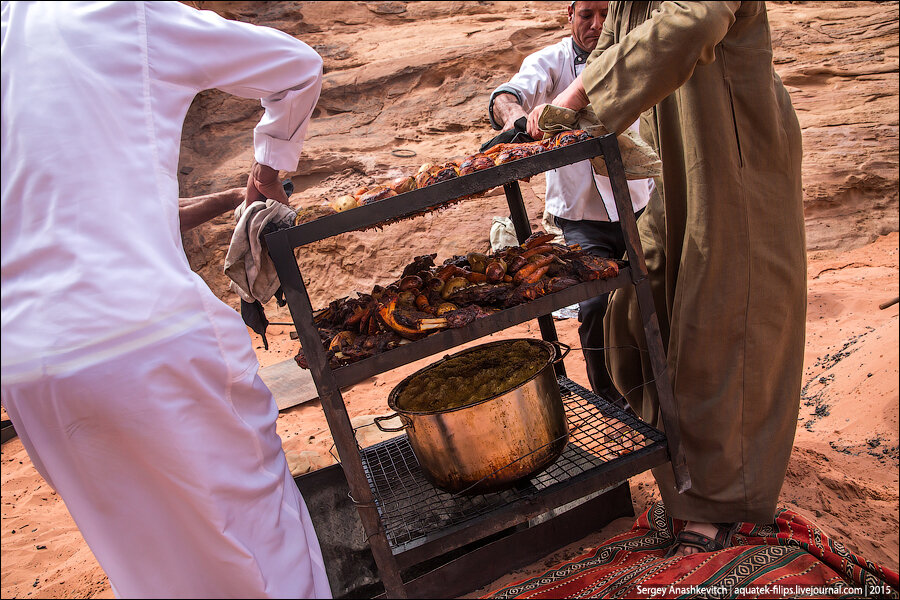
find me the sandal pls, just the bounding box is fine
[664,522,739,558]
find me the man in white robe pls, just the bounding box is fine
[1,2,331,597]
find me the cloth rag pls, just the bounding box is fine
[489,217,519,252]
[225,199,297,305]
[225,199,297,349]
[537,104,662,180]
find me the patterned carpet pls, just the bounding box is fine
[483,502,899,599]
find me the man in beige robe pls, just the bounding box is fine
[526,1,806,555]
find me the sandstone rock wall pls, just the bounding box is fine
[178,1,898,307]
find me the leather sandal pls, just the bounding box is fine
[664,522,739,558]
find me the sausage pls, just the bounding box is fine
[513,254,555,285]
[521,265,551,285]
[519,244,552,260]
[523,233,556,249]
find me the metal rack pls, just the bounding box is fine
[361,378,666,553]
[267,133,690,598]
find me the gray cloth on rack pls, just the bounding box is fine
[225,199,297,304]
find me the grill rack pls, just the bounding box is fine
[266,132,689,597]
[359,376,666,552]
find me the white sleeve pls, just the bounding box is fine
[489,44,565,128]
[143,1,323,171]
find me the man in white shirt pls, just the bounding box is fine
[489,1,653,408]
[1,2,330,597]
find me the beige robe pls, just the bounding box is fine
[583,1,806,523]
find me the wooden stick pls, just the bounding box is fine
[879,297,899,310]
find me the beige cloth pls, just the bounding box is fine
[490,216,563,252]
[536,103,662,180]
[225,199,297,304]
[489,216,519,252]
[540,211,566,245]
[584,1,806,524]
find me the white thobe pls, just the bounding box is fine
[1,1,329,597]
[490,37,653,222]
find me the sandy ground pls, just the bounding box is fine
[2,1,898,598]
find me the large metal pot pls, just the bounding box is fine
[375,339,570,494]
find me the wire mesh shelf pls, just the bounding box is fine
[358,376,666,552]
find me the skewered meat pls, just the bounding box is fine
[435,162,460,182]
[359,185,397,205]
[485,258,507,283]
[551,129,591,148]
[522,232,557,249]
[513,254,556,285]
[433,263,469,283]
[459,154,495,176]
[292,129,596,229]
[416,162,460,187]
[495,145,535,165]
[504,276,584,307]
[295,205,337,225]
[482,142,523,160]
[414,163,438,188]
[567,254,619,280]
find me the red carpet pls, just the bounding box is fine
[483,502,899,599]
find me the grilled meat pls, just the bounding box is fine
[295,230,619,369]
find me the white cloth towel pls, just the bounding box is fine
[225,199,297,304]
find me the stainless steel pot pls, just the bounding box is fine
[375,338,570,494]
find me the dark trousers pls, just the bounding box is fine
[555,215,634,407]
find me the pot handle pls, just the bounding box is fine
[374,413,410,432]
[550,340,571,364]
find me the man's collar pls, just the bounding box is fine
[572,39,591,65]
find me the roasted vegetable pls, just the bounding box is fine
[330,194,359,213]
[441,276,471,300]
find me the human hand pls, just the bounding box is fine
[244,160,289,208]
[526,103,549,140]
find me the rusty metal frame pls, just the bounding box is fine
[266,132,690,598]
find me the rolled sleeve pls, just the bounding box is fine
[488,40,569,129]
[253,75,322,171]
[488,87,523,130]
